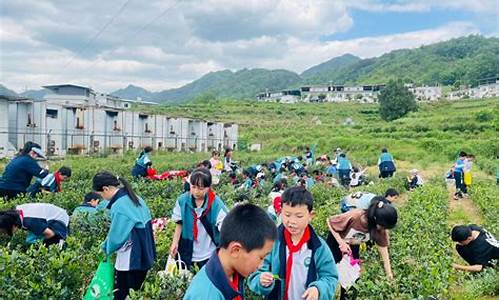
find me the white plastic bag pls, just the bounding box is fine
[336,254,361,289]
[158,253,190,278]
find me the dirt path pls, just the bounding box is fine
[446,182,484,226]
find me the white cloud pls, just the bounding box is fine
[0,0,496,93]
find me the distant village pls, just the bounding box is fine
[256,78,499,103]
[0,84,238,158]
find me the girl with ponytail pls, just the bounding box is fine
[92,171,156,300]
[326,196,398,299]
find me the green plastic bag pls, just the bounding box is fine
[84,258,115,300]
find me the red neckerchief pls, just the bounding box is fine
[284,226,311,300]
[17,209,24,225]
[54,171,62,192]
[230,273,242,300]
[191,189,216,241]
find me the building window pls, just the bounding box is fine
[113,120,121,131]
[76,109,85,129]
[145,123,151,133]
[26,113,35,127]
[169,125,175,134]
[46,109,58,119]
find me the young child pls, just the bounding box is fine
[209,151,223,184]
[378,148,396,178]
[451,224,499,272]
[349,167,366,188]
[248,186,338,300]
[170,168,228,269]
[463,154,475,194]
[238,169,253,190]
[93,171,156,300]
[327,197,397,299]
[407,169,424,191]
[384,188,400,203]
[72,192,108,216]
[27,166,72,197]
[0,203,69,247]
[223,148,234,173]
[267,180,287,223]
[453,151,467,200]
[131,146,153,178]
[337,153,352,187]
[184,203,277,299]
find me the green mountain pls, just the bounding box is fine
[300,53,361,79]
[154,69,301,103]
[111,84,156,101]
[305,35,498,86]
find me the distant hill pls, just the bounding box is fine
[301,53,362,79]
[327,35,499,86]
[111,84,156,101]
[112,69,302,103]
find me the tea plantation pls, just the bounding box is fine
[0,98,498,299]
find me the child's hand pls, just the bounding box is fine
[302,286,319,300]
[260,272,274,287]
[339,241,351,255]
[169,243,178,256]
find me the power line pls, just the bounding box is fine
[62,0,133,71]
[81,0,181,75]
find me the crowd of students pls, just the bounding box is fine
[0,142,497,300]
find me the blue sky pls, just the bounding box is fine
[0,0,498,93]
[324,8,498,41]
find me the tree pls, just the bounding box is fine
[378,80,417,121]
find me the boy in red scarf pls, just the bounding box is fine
[184,203,277,300]
[248,186,338,300]
[27,166,71,197]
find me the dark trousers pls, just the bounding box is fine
[454,171,467,196]
[379,170,394,178]
[0,188,24,200]
[326,233,360,300]
[114,270,148,300]
[43,235,63,247]
[338,170,351,187]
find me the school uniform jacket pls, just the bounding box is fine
[102,189,156,271]
[173,191,227,267]
[16,203,69,239]
[247,224,338,300]
[184,251,245,300]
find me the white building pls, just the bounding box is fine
[406,85,442,101]
[223,123,238,150]
[207,122,225,151]
[448,80,499,101]
[0,96,18,157]
[5,84,237,156]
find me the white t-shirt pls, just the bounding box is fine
[286,243,312,300]
[172,201,227,262]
